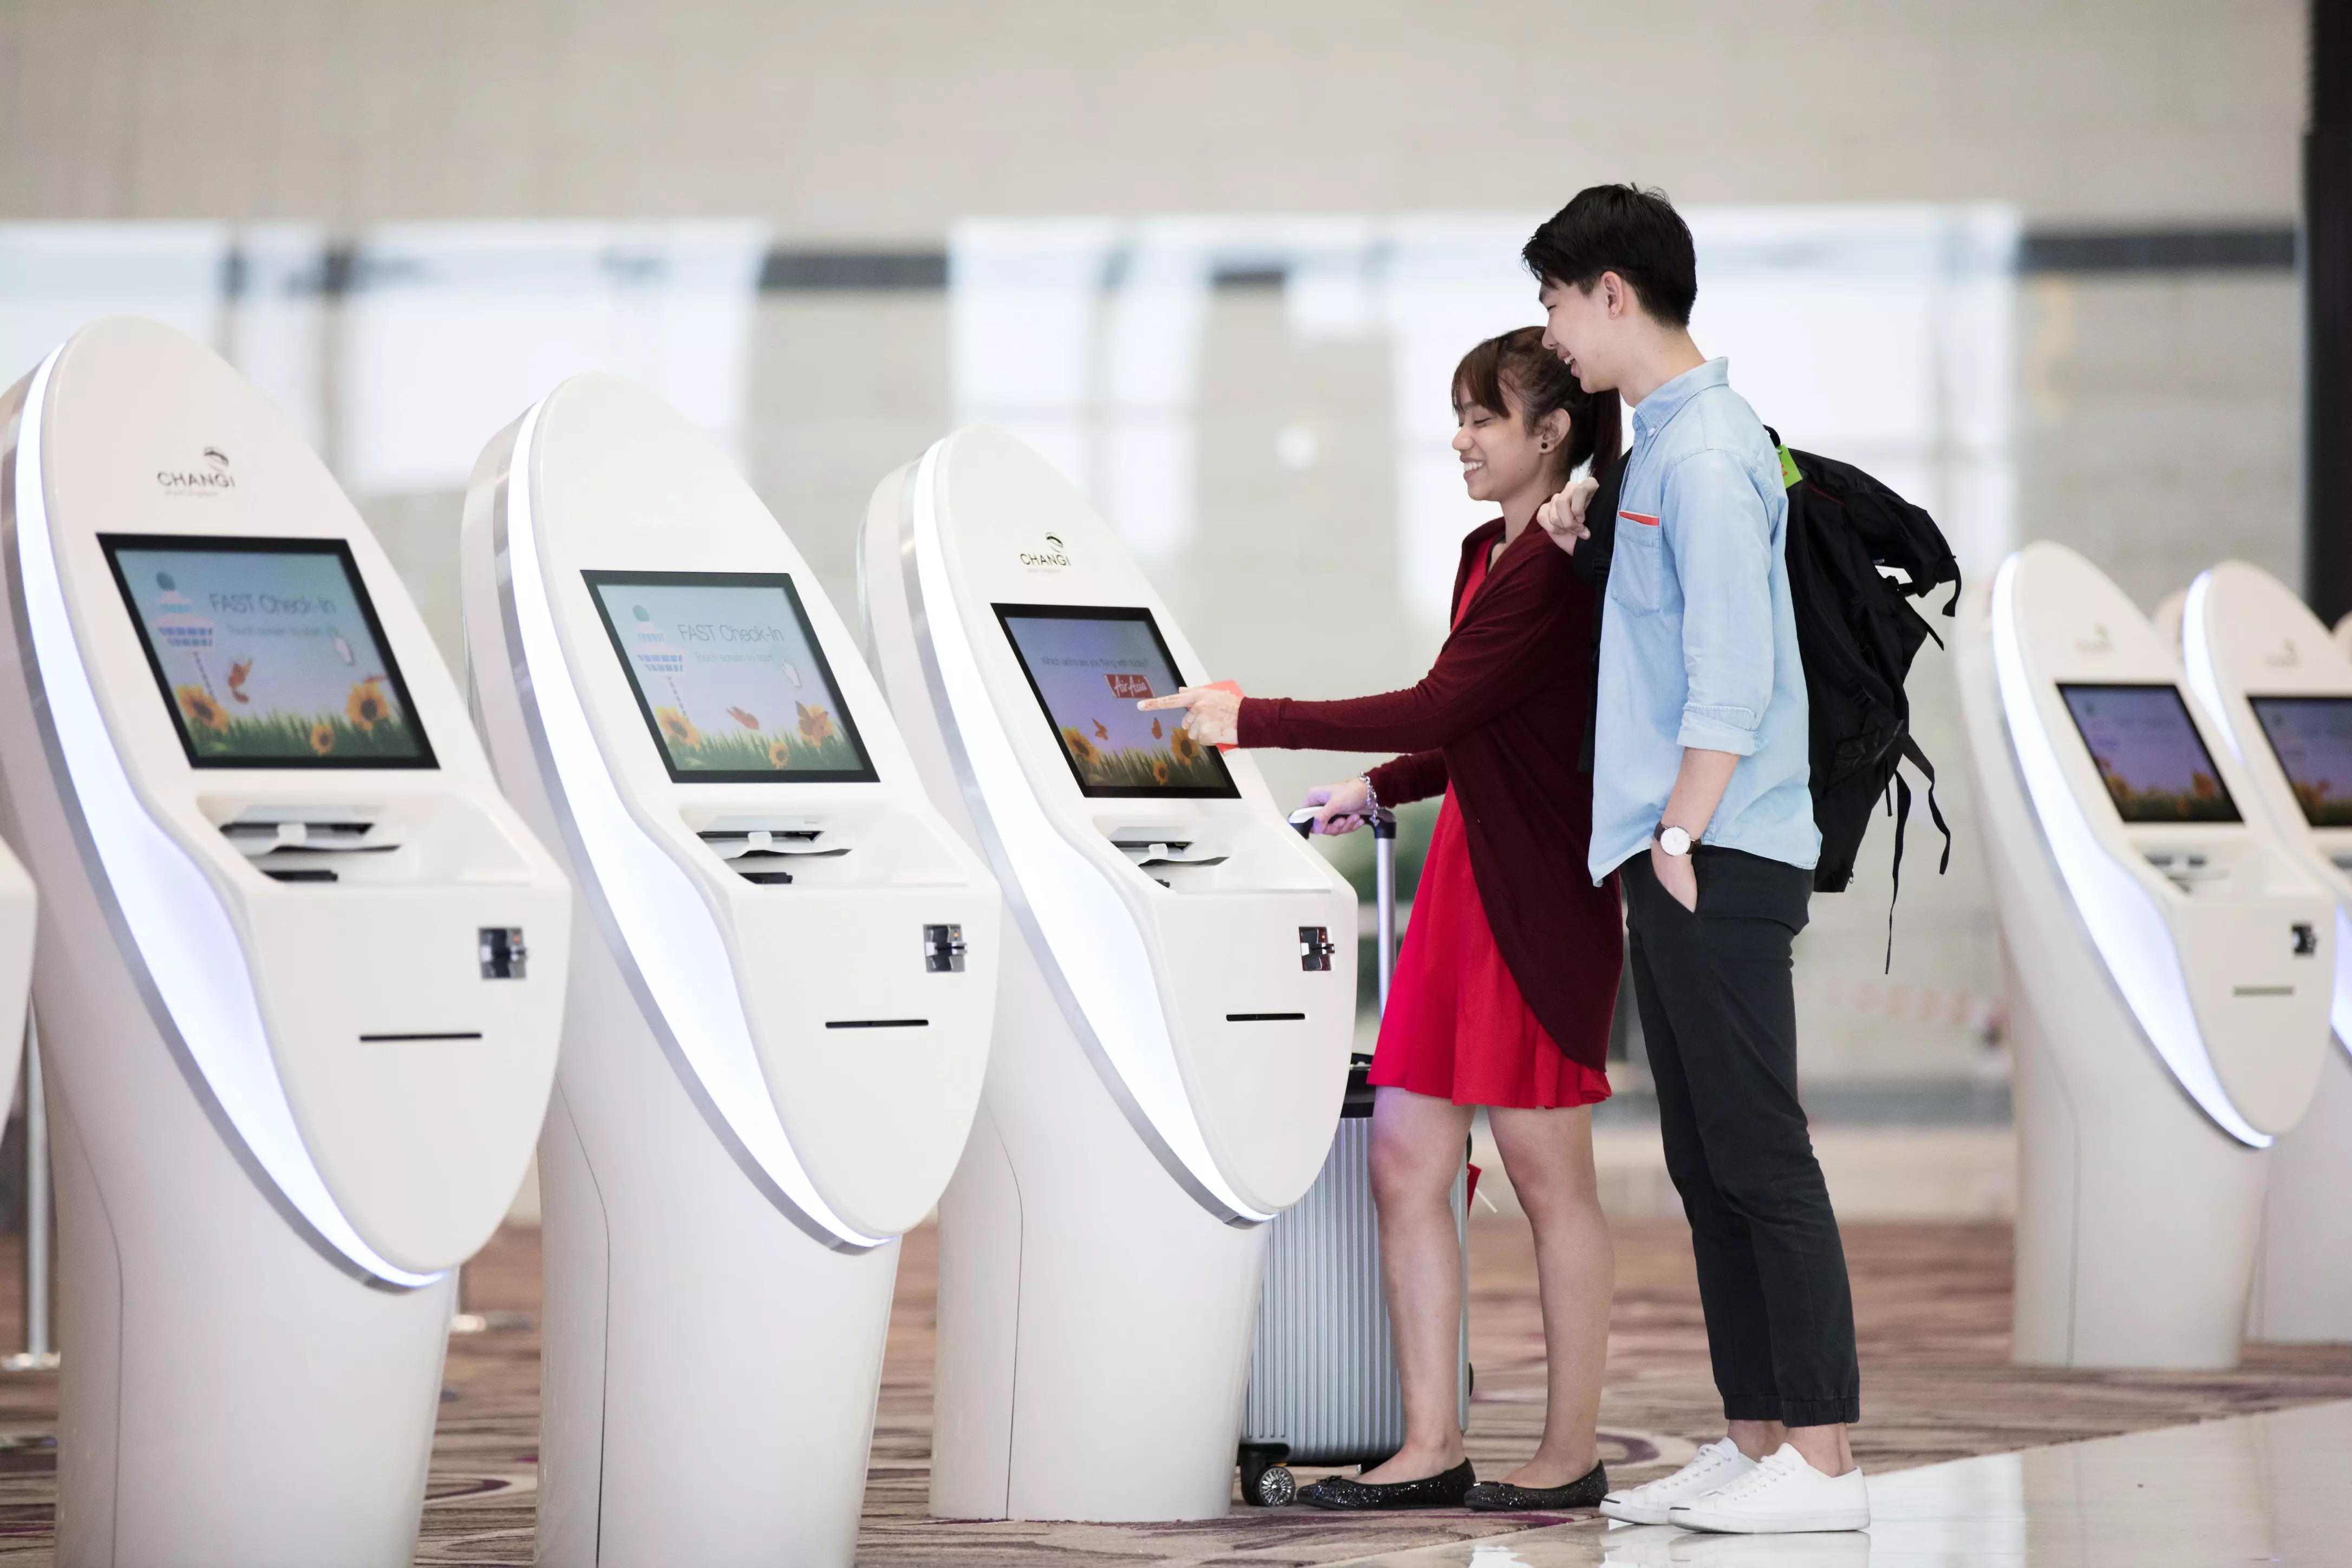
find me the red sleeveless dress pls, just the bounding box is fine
[1366,545,1614,1110]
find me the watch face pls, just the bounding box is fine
[1660,827,1691,855]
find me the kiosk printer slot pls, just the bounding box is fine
[860,427,1355,1520]
[2175,560,2352,1342]
[0,318,569,1564]
[1956,541,2330,1368]
[463,373,999,1564]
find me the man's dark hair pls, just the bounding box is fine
[1522,184,1698,328]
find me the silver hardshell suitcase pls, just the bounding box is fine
[1239,809,1472,1507]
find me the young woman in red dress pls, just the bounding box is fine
[1144,327,1624,1513]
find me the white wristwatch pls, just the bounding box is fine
[1655,824,1693,858]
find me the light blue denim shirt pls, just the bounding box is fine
[1589,358,1820,881]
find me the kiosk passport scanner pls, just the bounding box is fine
[1956,541,2331,1368]
[859,427,1355,1520]
[2175,560,2352,1342]
[0,317,569,1563]
[462,373,999,1563]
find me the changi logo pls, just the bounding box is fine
[156,447,235,493]
[2072,623,2113,656]
[1018,532,1071,570]
[2263,637,2301,668]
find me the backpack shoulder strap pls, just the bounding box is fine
[1881,735,1955,971]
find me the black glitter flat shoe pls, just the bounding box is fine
[1462,1459,1609,1512]
[1296,1459,1476,1511]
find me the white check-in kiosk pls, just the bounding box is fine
[0,317,569,1563]
[2175,561,2352,1342]
[1956,541,2331,1367]
[462,374,999,1563]
[860,428,1354,1520]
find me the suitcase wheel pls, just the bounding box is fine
[1238,1442,1295,1507]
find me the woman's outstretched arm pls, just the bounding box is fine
[1142,549,1574,756]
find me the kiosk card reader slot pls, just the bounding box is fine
[0,317,570,1565]
[1957,541,2330,1370]
[2174,560,2352,1343]
[464,373,998,1564]
[860,426,1354,1521]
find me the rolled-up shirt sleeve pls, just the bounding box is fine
[1662,448,1774,756]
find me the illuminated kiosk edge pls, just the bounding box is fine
[461,372,999,1564]
[1955,540,2329,1369]
[2176,560,2352,1343]
[859,427,1355,1520]
[0,317,568,1563]
[0,845,35,1229]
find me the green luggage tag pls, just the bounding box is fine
[1778,443,1801,490]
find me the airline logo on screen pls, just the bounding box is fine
[1017,532,1071,570]
[1105,672,1154,700]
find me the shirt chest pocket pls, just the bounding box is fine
[1610,511,1674,615]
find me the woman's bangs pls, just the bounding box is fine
[1452,341,1511,420]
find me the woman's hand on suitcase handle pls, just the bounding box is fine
[1536,474,1600,556]
[1298,777,1371,835]
[1138,685,1240,747]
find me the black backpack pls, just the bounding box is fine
[1769,430,1958,951]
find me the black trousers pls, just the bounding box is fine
[1623,846,1861,1427]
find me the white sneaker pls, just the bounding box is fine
[1667,1443,1868,1534]
[1599,1438,1758,1525]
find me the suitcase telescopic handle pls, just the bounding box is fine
[1371,812,1396,1011]
[1289,806,1400,1011]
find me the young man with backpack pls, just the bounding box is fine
[1525,185,1868,1536]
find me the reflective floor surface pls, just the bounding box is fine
[1332,1396,2351,1566]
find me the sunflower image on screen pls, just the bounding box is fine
[2250,697,2352,827]
[585,570,877,785]
[102,536,434,769]
[997,604,1239,799]
[2059,683,2242,825]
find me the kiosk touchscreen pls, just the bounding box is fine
[2175,560,2352,1342]
[860,426,1355,1520]
[0,317,570,1564]
[462,373,999,1564]
[1955,541,2331,1368]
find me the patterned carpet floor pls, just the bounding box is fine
[0,1217,2346,1563]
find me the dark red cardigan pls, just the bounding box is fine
[1236,519,1622,1070]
